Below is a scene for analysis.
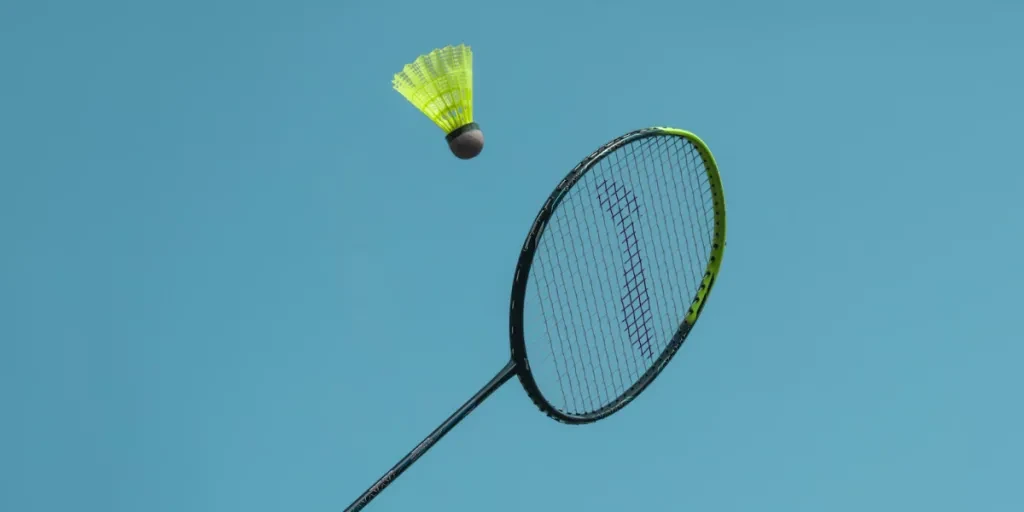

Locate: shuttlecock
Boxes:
[392,44,484,160]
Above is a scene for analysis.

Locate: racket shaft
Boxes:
[343,360,517,512]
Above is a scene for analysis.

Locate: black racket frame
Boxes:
[344,127,725,512]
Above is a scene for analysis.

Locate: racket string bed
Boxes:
[525,135,717,416]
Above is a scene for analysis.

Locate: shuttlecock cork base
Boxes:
[445,122,484,159]
[392,44,481,160]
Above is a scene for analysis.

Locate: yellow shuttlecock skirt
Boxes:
[392,44,474,134]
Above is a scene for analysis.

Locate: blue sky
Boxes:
[2,0,1023,511]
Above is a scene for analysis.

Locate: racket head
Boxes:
[508,127,727,424]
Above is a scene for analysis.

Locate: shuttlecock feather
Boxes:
[392,44,484,159]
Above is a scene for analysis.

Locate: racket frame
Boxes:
[344,126,726,511]
[509,126,728,424]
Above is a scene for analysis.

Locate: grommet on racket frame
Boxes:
[344,126,728,511]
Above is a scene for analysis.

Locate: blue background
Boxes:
[2,1,1022,511]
